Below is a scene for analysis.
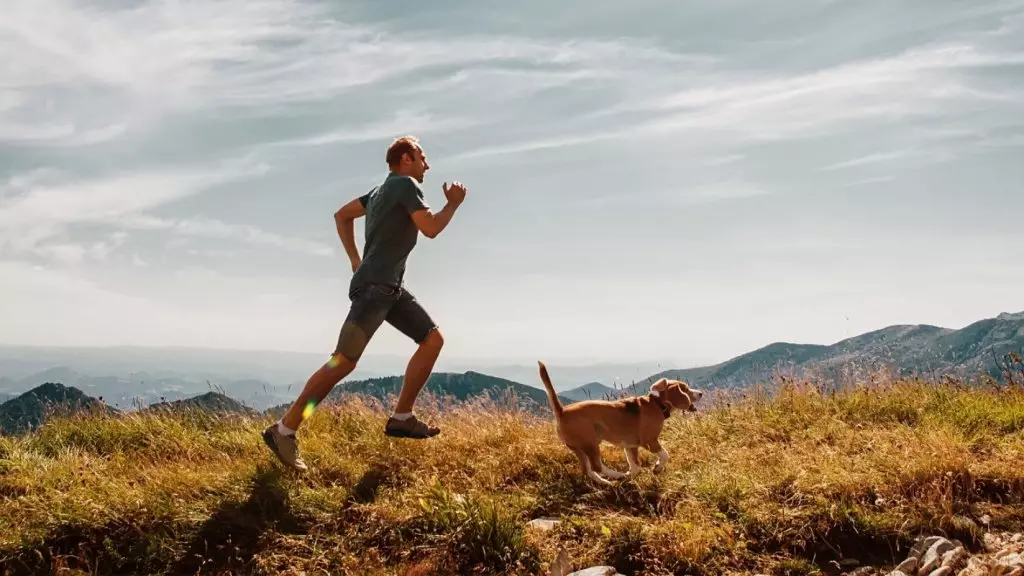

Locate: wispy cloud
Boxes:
[0,160,267,255]
[1,0,697,148]
[123,216,334,257]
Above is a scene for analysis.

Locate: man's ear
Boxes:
[650,378,669,394]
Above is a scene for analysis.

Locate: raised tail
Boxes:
[537,361,564,418]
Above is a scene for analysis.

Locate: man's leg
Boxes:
[263,285,394,469]
[381,287,443,438]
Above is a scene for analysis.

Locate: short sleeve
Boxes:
[358,186,375,209]
[395,177,430,214]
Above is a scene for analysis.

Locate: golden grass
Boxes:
[2,376,1024,575]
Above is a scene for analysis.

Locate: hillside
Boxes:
[649,311,1024,389]
[325,371,571,413]
[146,392,257,415]
[2,373,1023,575]
[0,382,114,436]
[560,382,621,402]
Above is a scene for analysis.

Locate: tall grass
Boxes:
[2,376,1024,575]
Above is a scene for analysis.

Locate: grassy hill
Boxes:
[2,371,1024,575]
[146,391,258,415]
[648,311,1024,389]
[0,382,115,436]
[324,370,571,413]
[560,381,622,402]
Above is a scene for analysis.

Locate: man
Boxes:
[263,135,467,472]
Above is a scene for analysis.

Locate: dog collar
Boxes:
[650,393,671,418]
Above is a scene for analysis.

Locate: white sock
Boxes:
[392,412,413,421]
[277,421,296,436]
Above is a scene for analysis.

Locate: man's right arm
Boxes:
[410,201,461,239]
[397,178,465,239]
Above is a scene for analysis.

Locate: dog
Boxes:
[538,361,703,486]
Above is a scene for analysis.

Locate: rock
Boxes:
[984,533,1005,553]
[567,568,623,576]
[941,546,967,571]
[527,517,560,531]
[886,571,910,576]
[927,568,952,576]
[848,567,876,576]
[840,558,861,568]
[919,538,956,575]
[956,556,987,576]
[896,556,919,574]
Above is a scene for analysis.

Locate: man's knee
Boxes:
[421,327,444,350]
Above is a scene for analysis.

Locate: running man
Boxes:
[263,135,467,472]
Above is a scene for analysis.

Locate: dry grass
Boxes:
[2,375,1024,575]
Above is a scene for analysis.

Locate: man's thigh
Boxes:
[334,284,399,361]
[386,287,438,344]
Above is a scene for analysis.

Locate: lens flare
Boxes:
[302,400,316,420]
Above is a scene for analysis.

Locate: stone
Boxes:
[886,571,909,576]
[927,567,952,576]
[566,568,623,576]
[526,517,560,531]
[941,547,967,570]
[919,538,956,575]
[896,557,919,574]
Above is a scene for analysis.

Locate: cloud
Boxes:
[0,0,698,147]
[123,216,334,257]
[0,160,268,255]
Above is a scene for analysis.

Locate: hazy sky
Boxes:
[1,0,1023,368]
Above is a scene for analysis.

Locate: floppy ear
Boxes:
[650,378,670,394]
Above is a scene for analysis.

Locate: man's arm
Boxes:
[401,180,465,239]
[409,201,461,239]
[335,195,367,271]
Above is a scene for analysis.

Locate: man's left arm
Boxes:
[335,193,369,272]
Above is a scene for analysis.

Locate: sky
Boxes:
[1,0,1023,369]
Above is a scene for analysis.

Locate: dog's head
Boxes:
[651,378,704,413]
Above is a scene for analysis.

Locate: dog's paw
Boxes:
[652,464,665,475]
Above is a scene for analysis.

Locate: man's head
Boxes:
[386,136,429,183]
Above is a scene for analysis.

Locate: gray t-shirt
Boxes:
[350,172,430,292]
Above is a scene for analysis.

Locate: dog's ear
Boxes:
[650,378,670,393]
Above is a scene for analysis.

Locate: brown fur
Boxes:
[538,361,703,485]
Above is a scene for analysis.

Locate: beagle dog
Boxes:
[538,361,703,485]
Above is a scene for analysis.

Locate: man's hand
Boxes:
[443,181,467,206]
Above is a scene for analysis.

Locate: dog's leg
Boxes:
[575,445,614,486]
[648,440,669,474]
[599,463,625,480]
[624,446,641,479]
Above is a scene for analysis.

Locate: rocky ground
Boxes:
[537,519,1024,576]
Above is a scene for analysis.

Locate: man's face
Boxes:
[406,146,429,183]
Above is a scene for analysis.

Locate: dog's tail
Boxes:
[537,361,564,418]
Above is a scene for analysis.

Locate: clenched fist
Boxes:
[443,181,467,206]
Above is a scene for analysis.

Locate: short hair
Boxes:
[386,136,421,168]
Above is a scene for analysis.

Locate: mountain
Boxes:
[2,367,296,412]
[560,382,622,402]
[325,371,570,413]
[0,383,115,436]
[647,311,1024,389]
[146,392,257,415]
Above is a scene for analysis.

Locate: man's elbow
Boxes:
[421,227,439,239]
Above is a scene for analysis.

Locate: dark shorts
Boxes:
[334,283,438,361]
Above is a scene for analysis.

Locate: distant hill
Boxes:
[3,367,293,411]
[146,392,257,415]
[560,382,622,402]
[646,311,1024,389]
[325,371,571,413]
[0,382,115,436]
